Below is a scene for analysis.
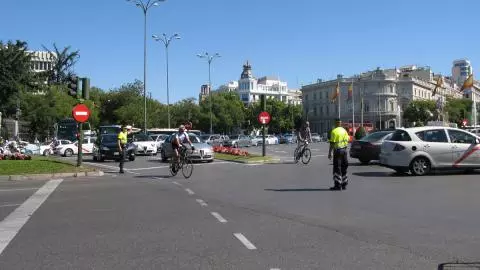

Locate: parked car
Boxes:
[250,136,263,146]
[92,134,136,162]
[283,133,296,144]
[55,137,96,157]
[350,130,394,164]
[257,135,278,145]
[150,134,168,153]
[201,134,229,147]
[224,135,251,148]
[160,133,214,162]
[380,127,480,176]
[22,141,55,156]
[128,133,157,156]
[311,133,322,143]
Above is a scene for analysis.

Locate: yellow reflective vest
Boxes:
[118,131,128,145]
[329,127,349,149]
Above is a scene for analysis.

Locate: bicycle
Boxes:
[170,145,194,178]
[294,141,312,164]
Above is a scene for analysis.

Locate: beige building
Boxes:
[301,65,463,134]
[29,51,56,73]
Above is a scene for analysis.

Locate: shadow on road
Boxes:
[265,188,333,192]
[437,262,480,270]
[134,175,172,179]
[353,171,406,178]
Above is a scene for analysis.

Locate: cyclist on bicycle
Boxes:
[172,125,194,162]
[297,121,312,146]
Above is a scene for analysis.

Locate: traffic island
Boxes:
[0,156,103,181]
[214,153,280,164]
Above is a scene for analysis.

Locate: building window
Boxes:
[364,102,370,112]
[390,101,394,112]
[305,94,308,101]
[390,85,394,93]
[320,106,323,114]
[241,94,249,102]
[326,106,329,116]
[314,107,317,116]
[313,93,317,100]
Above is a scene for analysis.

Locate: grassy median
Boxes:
[214,153,276,163]
[0,156,92,175]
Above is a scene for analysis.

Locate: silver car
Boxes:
[224,135,251,148]
[160,133,214,162]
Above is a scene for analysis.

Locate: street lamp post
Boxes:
[152,33,181,129]
[127,0,165,133]
[197,52,221,134]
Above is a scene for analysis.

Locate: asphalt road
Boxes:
[1,143,480,269]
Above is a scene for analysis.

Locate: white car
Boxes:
[129,133,157,155]
[380,127,480,176]
[257,135,278,145]
[55,137,96,157]
[150,134,168,153]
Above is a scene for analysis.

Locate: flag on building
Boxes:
[331,82,339,102]
[461,74,474,91]
[347,82,353,100]
[432,76,443,97]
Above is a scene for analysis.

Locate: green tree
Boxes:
[445,97,472,125]
[42,43,80,84]
[0,40,39,117]
[403,100,437,126]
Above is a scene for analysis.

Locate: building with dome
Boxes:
[213,62,302,106]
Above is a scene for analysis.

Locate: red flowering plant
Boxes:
[0,153,32,161]
[212,146,249,156]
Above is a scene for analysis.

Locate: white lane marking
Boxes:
[0,179,63,256]
[127,171,140,175]
[234,233,257,250]
[311,154,326,157]
[211,212,227,223]
[273,150,287,153]
[271,268,281,270]
[84,162,126,171]
[172,181,183,187]
[0,204,22,208]
[153,177,164,180]
[196,199,208,207]
[128,166,169,171]
[0,188,39,192]
[185,188,195,195]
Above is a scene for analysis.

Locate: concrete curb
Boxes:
[0,170,104,181]
[215,158,281,164]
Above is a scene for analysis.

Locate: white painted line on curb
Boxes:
[185,188,195,195]
[128,166,169,171]
[0,179,63,256]
[211,212,227,223]
[196,199,208,207]
[234,233,257,250]
[0,204,22,208]
[0,188,39,192]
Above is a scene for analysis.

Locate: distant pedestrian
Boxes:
[117,125,128,173]
[328,118,350,190]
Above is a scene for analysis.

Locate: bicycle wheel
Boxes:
[301,148,312,164]
[169,158,178,176]
[182,158,194,179]
[293,147,300,163]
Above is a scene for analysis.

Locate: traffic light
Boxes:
[67,76,79,98]
[81,77,90,100]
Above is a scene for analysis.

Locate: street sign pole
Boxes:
[77,79,83,167]
[261,95,266,157]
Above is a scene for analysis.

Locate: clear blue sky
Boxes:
[2,0,479,103]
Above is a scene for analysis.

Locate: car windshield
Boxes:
[189,134,203,143]
[361,131,392,142]
[133,134,153,142]
[230,136,239,140]
[200,135,210,141]
[150,135,159,140]
[101,135,117,144]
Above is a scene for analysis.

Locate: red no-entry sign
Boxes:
[72,104,91,123]
[258,111,271,125]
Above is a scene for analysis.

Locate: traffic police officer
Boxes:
[117,125,128,173]
[328,118,350,190]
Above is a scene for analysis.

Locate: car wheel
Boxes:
[409,156,431,176]
[129,153,135,161]
[394,169,408,175]
[359,158,370,165]
[43,149,50,156]
[64,148,73,157]
[234,143,238,148]
[99,157,105,162]
[160,150,167,162]
[207,160,214,163]
[93,155,98,161]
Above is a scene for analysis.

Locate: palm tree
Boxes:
[42,43,80,84]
